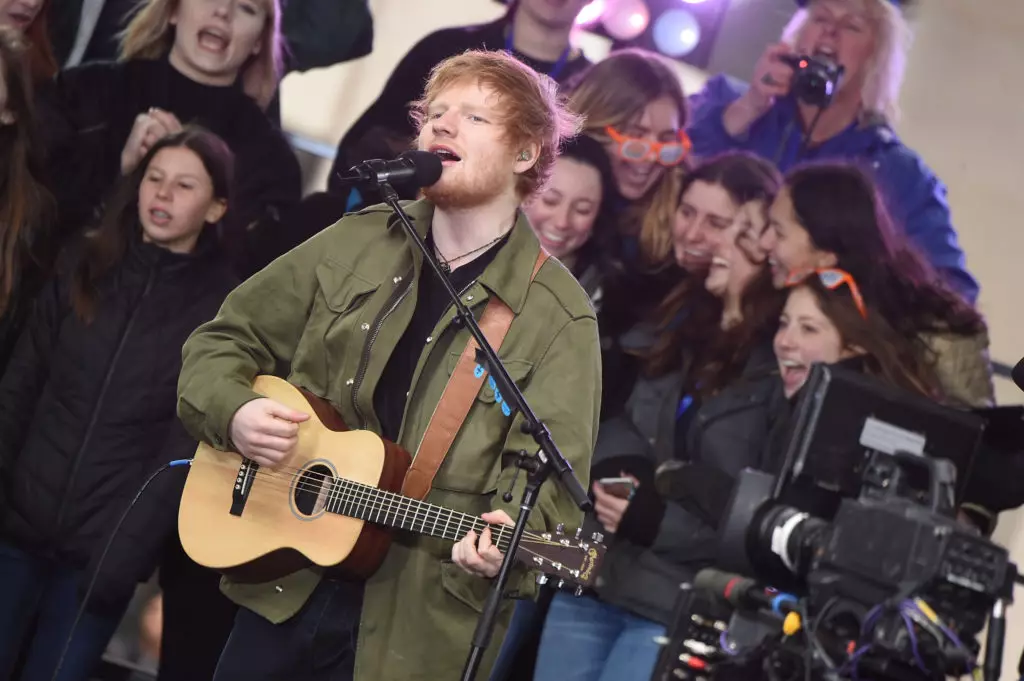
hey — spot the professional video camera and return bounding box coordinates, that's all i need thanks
[653,363,1016,681]
[780,54,844,108]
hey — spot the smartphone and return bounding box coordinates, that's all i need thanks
[597,476,636,499]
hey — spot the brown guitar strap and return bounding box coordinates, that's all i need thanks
[401,250,549,500]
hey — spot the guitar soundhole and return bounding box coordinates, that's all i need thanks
[293,463,334,517]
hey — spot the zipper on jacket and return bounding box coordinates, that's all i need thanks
[53,265,158,539]
[352,270,413,430]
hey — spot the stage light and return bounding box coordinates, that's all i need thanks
[652,8,701,57]
[575,0,605,26]
[602,0,650,41]
[680,0,711,4]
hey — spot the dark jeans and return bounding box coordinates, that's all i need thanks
[158,537,238,681]
[212,578,364,681]
[0,542,128,681]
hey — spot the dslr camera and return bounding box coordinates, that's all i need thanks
[780,54,844,108]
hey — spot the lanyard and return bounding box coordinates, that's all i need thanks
[504,26,572,81]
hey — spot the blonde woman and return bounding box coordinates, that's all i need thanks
[566,49,690,272]
[687,0,977,304]
[38,0,300,278]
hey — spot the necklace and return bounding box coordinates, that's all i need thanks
[436,232,507,274]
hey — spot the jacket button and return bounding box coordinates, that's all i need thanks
[393,276,403,284]
[345,378,355,386]
[425,336,433,343]
[465,295,474,302]
[360,322,370,331]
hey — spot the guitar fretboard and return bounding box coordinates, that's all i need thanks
[325,478,513,550]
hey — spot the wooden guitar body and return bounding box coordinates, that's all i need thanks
[179,376,606,589]
[178,375,410,583]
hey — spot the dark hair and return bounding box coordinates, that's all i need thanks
[793,278,941,399]
[554,134,621,277]
[0,27,54,317]
[784,163,985,338]
[71,126,235,322]
[646,152,784,390]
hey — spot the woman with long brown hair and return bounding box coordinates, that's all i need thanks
[0,25,54,372]
[0,126,236,681]
[534,152,782,681]
[0,0,57,80]
[567,48,690,271]
[760,162,991,407]
[37,0,299,278]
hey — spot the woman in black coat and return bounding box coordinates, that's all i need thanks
[0,126,237,681]
[37,0,300,278]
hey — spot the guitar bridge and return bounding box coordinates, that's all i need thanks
[231,459,259,516]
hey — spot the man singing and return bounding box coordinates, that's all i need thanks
[176,50,601,681]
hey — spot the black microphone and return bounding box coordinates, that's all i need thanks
[694,568,797,615]
[1012,356,1024,392]
[336,150,442,188]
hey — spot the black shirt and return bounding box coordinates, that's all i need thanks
[374,231,510,442]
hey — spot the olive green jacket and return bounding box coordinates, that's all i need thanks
[176,199,601,681]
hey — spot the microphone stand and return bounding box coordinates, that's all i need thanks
[376,181,593,681]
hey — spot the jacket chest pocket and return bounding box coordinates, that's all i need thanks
[292,260,381,388]
[427,353,535,496]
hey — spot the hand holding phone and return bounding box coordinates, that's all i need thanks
[596,476,637,500]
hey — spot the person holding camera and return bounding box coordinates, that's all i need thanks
[686,0,978,304]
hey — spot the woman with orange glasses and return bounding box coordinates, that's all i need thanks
[566,49,689,271]
[760,162,992,409]
[776,268,938,400]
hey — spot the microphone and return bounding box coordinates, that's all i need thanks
[694,568,797,615]
[336,150,442,188]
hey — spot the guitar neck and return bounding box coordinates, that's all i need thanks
[326,478,513,551]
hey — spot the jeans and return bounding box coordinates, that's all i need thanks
[534,591,666,681]
[0,542,128,681]
[212,578,364,681]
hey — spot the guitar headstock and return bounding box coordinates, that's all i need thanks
[516,523,606,593]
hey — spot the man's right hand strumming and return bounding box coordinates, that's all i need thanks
[228,398,309,467]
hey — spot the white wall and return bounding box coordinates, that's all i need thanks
[280,0,1024,672]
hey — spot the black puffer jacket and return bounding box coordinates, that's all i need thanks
[0,233,236,609]
[589,344,785,625]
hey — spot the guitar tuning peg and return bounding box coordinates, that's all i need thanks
[557,579,565,590]
[574,527,582,540]
[536,574,549,586]
[555,523,565,535]
[592,531,604,544]
[574,585,584,597]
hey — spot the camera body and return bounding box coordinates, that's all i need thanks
[780,54,844,108]
[653,364,1013,681]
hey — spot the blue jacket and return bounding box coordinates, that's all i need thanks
[687,75,979,303]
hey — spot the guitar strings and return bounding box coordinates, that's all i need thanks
[192,461,592,576]
[205,457,567,547]
[195,458,571,551]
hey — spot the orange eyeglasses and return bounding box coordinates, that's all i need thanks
[784,268,867,319]
[604,126,692,167]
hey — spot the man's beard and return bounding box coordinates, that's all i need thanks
[423,165,508,209]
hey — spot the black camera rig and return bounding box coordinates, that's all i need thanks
[652,364,1016,681]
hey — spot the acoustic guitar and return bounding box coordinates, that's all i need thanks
[178,375,604,588]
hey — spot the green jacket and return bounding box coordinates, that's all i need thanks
[177,199,601,681]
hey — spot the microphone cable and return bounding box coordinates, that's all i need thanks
[50,458,193,681]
